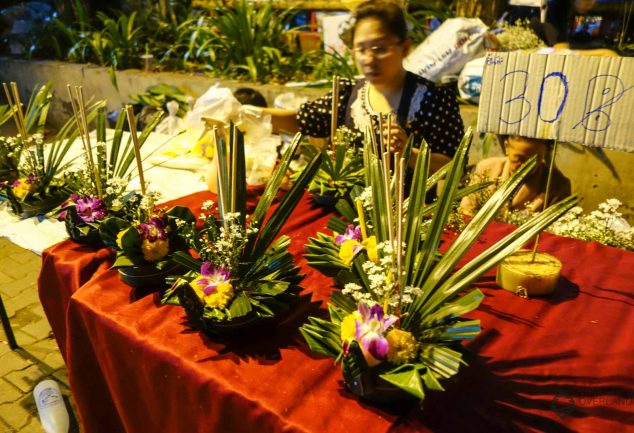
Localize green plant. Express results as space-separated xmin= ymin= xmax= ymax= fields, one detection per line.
xmin=307 ymin=50 xmax=357 ymax=82
xmin=406 ymin=1 xmax=456 ymax=45
xmin=130 ymin=84 xmax=189 ymax=117
xmin=300 ymin=128 xmax=577 ymax=402
xmin=208 ymin=0 xmax=297 ymax=82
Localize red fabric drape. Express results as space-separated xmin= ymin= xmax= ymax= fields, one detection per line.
xmin=39 ymin=191 xmax=634 ymax=433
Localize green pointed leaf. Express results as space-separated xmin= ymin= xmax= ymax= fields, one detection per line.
xmin=380 ymin=365 xmax=425 ymax=399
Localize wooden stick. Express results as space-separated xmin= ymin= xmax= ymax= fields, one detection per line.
xmin=382 ymin=151 xmax=394 ymax=247
xmin=531 ymin=139 xmax=559 ymax=262
xmin=125 ymin=105 xmax=146 ymax=195
xmin=77 ymin=86 xmax=103 ymax=196
xmin=330 ymin=75 xmax=340 ymax=155
xmin=10 ymin=82 xmax=27 ymax=137
xmin=231 ymin=124 xmax=238 ymax=214
xmin=3 ymin=82 xmax=22 ymax=136
xmin=396 ymin=156 xmax=405 ymax=320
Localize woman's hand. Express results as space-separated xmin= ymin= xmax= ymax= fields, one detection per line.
xmin=382 ymin=121 xmax=408 ymax=154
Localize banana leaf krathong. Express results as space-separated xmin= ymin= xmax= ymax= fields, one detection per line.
xmin=162 ymin=127 xmax=322 ymax=336
xmin=58 ymin=103 xmax=166 ymax=243
xmin=301 ymin=128 xmax=577 ymax=403
xmin=304 ymin=126 xmax=365 ymax=207
xmin=1 ymin=83 xmax=105 ymax=217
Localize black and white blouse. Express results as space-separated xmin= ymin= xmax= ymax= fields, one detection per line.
xmin=297 ymin=71 xmax=464 ymax=157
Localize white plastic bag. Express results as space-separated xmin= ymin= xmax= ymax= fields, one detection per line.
xmin=182 ymin=84 xmax=241 ymax=132
xmin=457 ymin=56 xmax=486 ymax=104
xmin=404 ymin=18 xmax=488 ymax=83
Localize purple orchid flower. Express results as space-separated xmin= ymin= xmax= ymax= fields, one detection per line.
xmin=196 ymin=262 xmax=231 ymax=295
xmin=355 ymin=302 xmax=397 ymax=363
xmin=75 ymin=195 xmax=107 ymax=222
xmin=335 ymin=224 xmax=361 ymax=245
xmin=137 ymin=218 xmax=167 ymax=242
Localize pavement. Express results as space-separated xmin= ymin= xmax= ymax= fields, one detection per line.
xmin=0 ymin=237 xmax=80 ymax=433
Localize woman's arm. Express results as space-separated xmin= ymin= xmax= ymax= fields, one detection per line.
xmin=260 ymin=108 xmax=301 ymax=134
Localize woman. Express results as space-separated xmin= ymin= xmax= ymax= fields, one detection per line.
xmin=270 ymin=0 xmax=464 ymax=173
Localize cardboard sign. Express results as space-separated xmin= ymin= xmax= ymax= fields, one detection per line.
xmin=477 ymin=52 xmax=634 ymax=153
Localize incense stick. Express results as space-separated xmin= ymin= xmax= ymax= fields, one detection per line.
xmin=3 ymin=82 xmax=26 ymax=137
xmin=10 ymin=82 xmax=27 ymax=138
xmin=231 ymin=125 xmax=238 ymax=214
xmin=330 ymin=75 xmax=340 ymax=154
xmin=125 ymin=105 xmax=146 ymax=195
xmin=381 ymin=151 xmax=394 ymax=247
xmin=77 ymin=86 xmax=103 ymax=196
xmin=395 ymin=156 xmax=405 ymax=319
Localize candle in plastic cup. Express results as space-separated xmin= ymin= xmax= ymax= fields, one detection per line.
xmin=34 ymin=380 xmax=69 ymax=433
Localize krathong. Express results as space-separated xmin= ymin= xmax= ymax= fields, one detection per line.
xmin=162 ymin=126 xmax=322 ymax=336
xmin=0 ymin=82 xmax=90 ymax=217
xmin=300 ymin=128 xmax=578 ymax=403
xmin=303 ymin=126 xmax=364 ymax=206
xmin=57 ymin=90 xmax=165 ymax=244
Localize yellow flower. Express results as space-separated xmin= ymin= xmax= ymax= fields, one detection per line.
xmin=386 ymin=328 xmax=419 ymax=365
xmin=190 ymin=278 xmax=234 ymax=309
xmin=116 ymin=229 xmax=128 ymax=249
xmin=12 ymin=178 xmax=34 ymax=200
xmin=340 ymin=311 xmax=360 ymax=342
xmin=338 ymin=239 xmax=360 ymax=265
xmin=141 ymin=238 xmax=169 ymax=262
xmin=362 ymin=236 xmax=378 ymax=263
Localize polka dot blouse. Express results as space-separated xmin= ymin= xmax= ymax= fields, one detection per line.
xmin=297 ymin=71 xmax=464 ymax=157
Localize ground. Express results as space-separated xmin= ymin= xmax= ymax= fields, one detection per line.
xmin=0 ymin=237 xmax=80 ymax=433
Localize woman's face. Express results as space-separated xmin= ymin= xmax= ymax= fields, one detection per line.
xmin=352 ymin=17 xmax=409 ymax=86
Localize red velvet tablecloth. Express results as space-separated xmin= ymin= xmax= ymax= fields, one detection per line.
xmin=38 ymin=191 xmax=634 ymax=433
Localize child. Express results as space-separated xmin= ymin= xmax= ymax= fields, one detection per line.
xmin=459 ymin=135 xmax=571 ymax=216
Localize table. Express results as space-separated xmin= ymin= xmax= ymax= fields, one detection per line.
xmin=38 ymin=191 xmax=634 ymax=433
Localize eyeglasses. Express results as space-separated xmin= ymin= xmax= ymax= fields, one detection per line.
xmin=352 ymin=41 xmax=402 ymax=58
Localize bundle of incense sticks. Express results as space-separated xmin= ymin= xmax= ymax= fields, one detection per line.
xmin=67 ymin=85 xmax=103 ymax=196
xmin=2 ymin=82 xmax=28 ymax=138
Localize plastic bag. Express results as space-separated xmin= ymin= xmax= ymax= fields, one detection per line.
xmin=457 ymin=56 xmax=486 ymax=104
xmin=182 ymin=84 xmax=241 ymax=132
xmin=404 ymin=18 xmax=489 ymax=83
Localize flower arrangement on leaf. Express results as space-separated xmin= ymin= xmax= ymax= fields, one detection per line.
xmin=162 ymin=126 xmax=322 ymax=336
xmin=300 ymin=128 xmax=577 ymax=403
xmin=303 ymin=126 xmax=364 ymax=207
xmin=57 ymin=91 xmax=165 ymax=244
xmin=95 ymin=105 xmax=196 ymax=289
xmin=0 ymin=82 xmax=87 ymax=217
